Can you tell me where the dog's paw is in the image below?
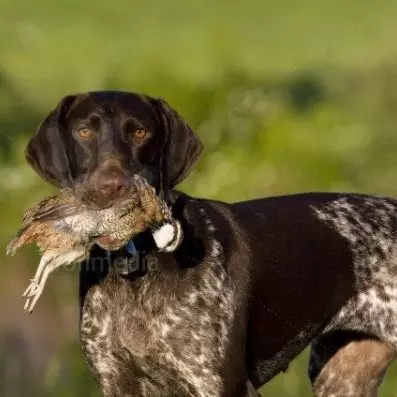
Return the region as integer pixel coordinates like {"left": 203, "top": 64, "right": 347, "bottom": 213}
{"left": 152, "top": 220, "right": 183, "bottom": 252}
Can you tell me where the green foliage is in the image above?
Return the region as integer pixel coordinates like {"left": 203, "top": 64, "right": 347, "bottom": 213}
{"left": 1, "top": 0, "right": 397, "bottom": 395}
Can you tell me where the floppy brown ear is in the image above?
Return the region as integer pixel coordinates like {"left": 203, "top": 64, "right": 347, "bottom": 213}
{"left": 152, "top": 98, "right": 203, "bottom": 198}
{"left": 25, "top": 95, "right": 76, "bottom": 187}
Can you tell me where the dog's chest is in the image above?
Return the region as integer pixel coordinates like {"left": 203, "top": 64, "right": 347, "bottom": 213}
{"left": 80, "top": 253, "right": 235, "bottom": 397}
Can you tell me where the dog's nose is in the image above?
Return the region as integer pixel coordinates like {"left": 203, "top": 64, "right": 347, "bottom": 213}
{"left": 97, "top": 171, "right": 131, "bottom": 197}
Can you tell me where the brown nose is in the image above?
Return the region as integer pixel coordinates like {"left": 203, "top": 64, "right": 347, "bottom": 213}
{"left": 97, "top": 170, "right": 131, "bottom": 197}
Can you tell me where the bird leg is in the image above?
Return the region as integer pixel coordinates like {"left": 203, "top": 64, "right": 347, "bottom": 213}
{"left": 23, "top": 249, "right": 87, "bottom": 313}
{"left": 22, "top": 251, "right": 56, "bottom": 300}
{"left": 23, "top": 258, "right": 57, "bottom": 313}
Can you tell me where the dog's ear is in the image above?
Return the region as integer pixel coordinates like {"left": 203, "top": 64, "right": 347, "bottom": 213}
{"left": 25, "top": 95, "right": 76, "bottom": 187}
{"left": 152, "top": 98, "right": 203, "bottom": 198}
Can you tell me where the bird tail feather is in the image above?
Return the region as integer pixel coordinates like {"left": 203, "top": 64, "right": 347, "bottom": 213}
{"left": 6, "top": 226, "right": 30, "bottom": 256}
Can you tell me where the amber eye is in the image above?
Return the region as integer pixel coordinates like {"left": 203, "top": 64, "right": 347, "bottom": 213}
{"left": 77, "top": 127, "right": 94, "bottom": 139}
{"left": 133, "top": 129, "right": 148, "bottom": 143}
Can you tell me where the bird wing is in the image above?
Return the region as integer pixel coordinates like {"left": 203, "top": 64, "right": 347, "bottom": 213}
{"left": 8, "top": 190, "right": 85, "bottom": 256}
{"left": 22, "top": 190, "right": 84, "bottom": 224}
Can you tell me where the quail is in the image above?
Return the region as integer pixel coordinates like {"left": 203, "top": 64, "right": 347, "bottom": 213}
{"left": 7, "top": 175, "right": 182, "bottom": 313}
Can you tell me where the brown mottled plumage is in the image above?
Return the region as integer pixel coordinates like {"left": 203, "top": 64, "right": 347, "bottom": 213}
{"left": 7, "top": 175, "right": 173, "bottom": 312}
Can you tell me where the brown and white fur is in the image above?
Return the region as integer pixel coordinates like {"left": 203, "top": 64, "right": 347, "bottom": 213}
{"left": 24, "top": 91, "right": 397, "bottom": 396}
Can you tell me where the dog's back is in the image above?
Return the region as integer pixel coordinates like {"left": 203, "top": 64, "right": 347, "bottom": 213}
{"left": 231, "top": 192, "right": 397, "bottom": 393}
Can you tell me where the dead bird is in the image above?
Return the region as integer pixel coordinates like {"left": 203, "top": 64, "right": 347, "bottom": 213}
{"left": 7, "top": 175, "right": 182, "bottom": 312}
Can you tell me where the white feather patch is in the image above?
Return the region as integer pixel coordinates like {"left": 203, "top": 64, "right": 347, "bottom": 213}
{"left": 163, "top": 221, "right": 182, "bottom": 253}
{"left": 152, "top": 221, "right": 182, "bottom": 252}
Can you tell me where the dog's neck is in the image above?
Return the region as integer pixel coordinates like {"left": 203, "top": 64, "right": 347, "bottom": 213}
{"left": 83, "top": 191, "right": 206, "bottom": 280}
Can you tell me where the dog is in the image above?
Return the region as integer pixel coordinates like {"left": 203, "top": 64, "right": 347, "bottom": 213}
{"left": 24, "top": 91, "right": 397, "bottom": 397}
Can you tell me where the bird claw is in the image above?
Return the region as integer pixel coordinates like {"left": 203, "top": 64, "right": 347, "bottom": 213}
{"left": 24, "top": 298, "right": 37, "bottom": 313}
{"left": 21, "top": 252, "right": 55, "bottom": 313}
{"left": 23, "top": 279, "right": 45, "bottom": 313}
{"left": 22, "top": 279, "right": 39, "bottom": 299}
{"left": 24, "top": 297, "right": 34, "bottom": 313}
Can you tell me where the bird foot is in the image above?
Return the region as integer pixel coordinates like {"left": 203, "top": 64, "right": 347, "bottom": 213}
{"left": 23, "top": 278, "right": 45, "bottom": 313}
{"left": 22, "top": 279, "right": 40, "bottom": 298}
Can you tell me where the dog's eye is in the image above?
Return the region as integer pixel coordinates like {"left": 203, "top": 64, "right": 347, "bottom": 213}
{"left": 132, "top": 129, "right": 149, "bottom": 144}
{"left": 77, "top": 127, "right": 94, "bottom": 139}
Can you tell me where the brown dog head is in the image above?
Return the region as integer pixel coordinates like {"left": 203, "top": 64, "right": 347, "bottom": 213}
{"left": 25, "top": 91, "right": 203, "bottom": 206}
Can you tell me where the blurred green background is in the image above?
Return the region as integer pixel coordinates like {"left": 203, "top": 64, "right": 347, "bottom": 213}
{"left": 2, "top": 0, "right": 397, "bottom": 395}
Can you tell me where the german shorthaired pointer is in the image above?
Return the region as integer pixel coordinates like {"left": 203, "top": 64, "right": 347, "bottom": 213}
{"left": 24, "top": 91, "right": 397, "bottom": 396}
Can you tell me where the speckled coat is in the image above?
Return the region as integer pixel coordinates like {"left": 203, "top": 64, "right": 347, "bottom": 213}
{"left": 79, "top": 190, "right": 397, "bottom": 397}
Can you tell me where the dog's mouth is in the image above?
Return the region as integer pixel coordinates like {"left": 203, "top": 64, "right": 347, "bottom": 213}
{"left": 73, "top": 179, "right": 137, "bottom": 209}
{"left": 72, "top": 166, "right": 156, "bottom": 209}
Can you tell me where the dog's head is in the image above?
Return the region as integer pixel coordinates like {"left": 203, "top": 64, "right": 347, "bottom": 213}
{"left": 25, "top": 91, "right": 203, "bottom": 206}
